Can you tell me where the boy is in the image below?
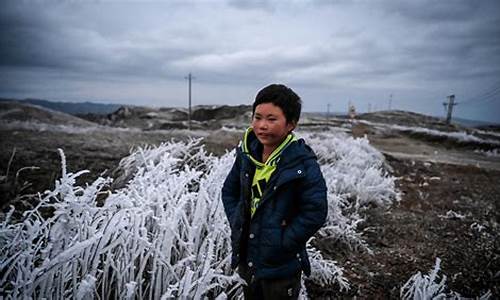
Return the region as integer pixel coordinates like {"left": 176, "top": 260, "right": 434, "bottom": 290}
{"left": 221, "top": 84, "right": 328, "bottom": 299}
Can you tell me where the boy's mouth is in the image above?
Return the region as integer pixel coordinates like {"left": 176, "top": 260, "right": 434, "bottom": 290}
{"left": 257, "top": 133, "right": 272, "bottom": 138}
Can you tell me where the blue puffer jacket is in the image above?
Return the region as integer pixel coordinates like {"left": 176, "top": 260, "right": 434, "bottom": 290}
{"left": 221, "top": 130, "right": 327, "bottom": 280}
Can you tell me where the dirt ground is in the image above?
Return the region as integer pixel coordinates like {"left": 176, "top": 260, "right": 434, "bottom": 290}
{"left": 1, "top": 123, "right": 499, "bottom": 298}
{"left": 309, "top": 157, "right": 500, "bottom": 298}
{"left": 305, "top": 122, "right": 500, "bottom": 298}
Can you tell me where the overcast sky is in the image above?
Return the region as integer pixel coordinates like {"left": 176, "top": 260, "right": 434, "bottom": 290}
{"left": 1, "top": 0, "right": 499, "bottom": 123}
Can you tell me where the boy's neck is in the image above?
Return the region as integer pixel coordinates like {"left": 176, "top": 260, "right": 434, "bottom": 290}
{"left": 262, "top": 145, "right": 277, "bottom": 163}
{"left": 260, "top": 132, "right": 291, "bottom": 162}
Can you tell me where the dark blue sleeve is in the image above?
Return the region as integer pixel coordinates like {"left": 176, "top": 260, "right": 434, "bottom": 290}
{"left": 221, "top": 153, "right": 241, "bottom": 226}
{"left": 282, "top": 158, "right": 328, "bottom": 252}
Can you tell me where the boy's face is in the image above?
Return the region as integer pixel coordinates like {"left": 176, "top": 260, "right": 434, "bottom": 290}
{"left": 252, "top": 103, "right": 295, "bottom": 149}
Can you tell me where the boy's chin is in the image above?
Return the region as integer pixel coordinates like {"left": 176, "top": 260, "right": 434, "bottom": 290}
{"left": 256, "top": 137, "right": 267, "bottom": 145}
{"left": 257, "top": 138, "right": 278, "bottom": 147}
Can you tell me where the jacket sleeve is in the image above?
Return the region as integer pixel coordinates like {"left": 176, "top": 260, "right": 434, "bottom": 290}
{"left": 282, "top": 158, "right": 328, "bottom": 252}
{"left": 221, "top": 153, "right": 241, "bottom": 226}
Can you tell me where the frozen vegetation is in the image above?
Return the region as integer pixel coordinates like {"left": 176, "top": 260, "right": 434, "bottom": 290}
{"left": 298, "top": 130, "right": 399, "bottom": 252}
{"left": 4, "top": 129, "right": 467, "bottom": 299}
{"left": 401, "top": 258, "right": 491, "bottom": 300}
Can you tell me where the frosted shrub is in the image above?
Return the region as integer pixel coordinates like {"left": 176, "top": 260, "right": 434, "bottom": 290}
{"left": 307, "top": 240, "right": 350, "bottom": 291}
{"left": 0, "top": 149, "right": 113, "bottom": 299}
{"left": 401, "top": 258, "right": 491, "bottom": 300}
{"left": 299, "top": 131, "right": 400, "bottom": 252}
{"left": 0, "top": 140, "right": 242, "bottom": 299}
{"left": 401, "top": 258, "right": 448, "bottom": 300}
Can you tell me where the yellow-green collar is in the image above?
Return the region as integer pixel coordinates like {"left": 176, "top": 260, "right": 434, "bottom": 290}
{"left": 242, "top": 127, "right": 297, "bottom": 167}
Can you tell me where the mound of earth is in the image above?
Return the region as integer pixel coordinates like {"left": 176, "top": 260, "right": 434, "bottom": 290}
{"left": 79, "top": 104, "right": 252, "bottom": 130}
{"left": 0, "top": 100, "right": 96, "bottom": 127}
{"left": 191, "top": 104, "right": 251, "bottom": 121}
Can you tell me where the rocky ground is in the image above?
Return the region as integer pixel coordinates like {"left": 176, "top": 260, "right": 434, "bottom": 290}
{"left": 1, "top": 102, "right": 499, "bottom": 298}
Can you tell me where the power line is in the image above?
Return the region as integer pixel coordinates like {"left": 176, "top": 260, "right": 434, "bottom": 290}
{"left": 460, "top": 89, "right": 500, "bottom": 105}
{"left": 468, "top": 80, "right": 500, "bottom": 98}
{"left": 466, "top": 85, "right": 500, "bottom": 102}
{"left": 460, "top": 81, "right": 500, "bottom": 105}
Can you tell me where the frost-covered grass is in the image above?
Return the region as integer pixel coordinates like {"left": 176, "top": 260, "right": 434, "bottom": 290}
{"left": 401, "top": 258, "right": 491, "bottom": 300}
{"left": 1, "top": 141, "right": 241, "bottom": 299}
{"left": 0, "top": 131, "right": 399, "bottom": 299}
{"left": 299, "top": 130, "right": 400, "bottom": 252}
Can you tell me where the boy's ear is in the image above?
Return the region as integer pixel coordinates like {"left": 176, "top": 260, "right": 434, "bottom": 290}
{"left": 286, "top": 121, "right": 297, "bottom": 132}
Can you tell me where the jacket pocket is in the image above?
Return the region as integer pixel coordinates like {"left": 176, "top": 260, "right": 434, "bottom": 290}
{"left": 259, "top": 227, "right": 294, "bottom": 267}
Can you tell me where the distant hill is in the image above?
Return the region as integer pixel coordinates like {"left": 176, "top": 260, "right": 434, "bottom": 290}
{"left": 354, "top": 110, "right": 500, "bottom": 130}
{"left": 88, "top": 104, "right": 252, "bottom": 130}
{"left": 0, "top": 100, "right": 97, "bottom": 127}
{"left": 0, "top": 98, "right": 122, "bottom": 115}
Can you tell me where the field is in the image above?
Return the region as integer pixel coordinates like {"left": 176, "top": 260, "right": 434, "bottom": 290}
{"left": 1, "top": 102, "right": 499, "bottom": 299}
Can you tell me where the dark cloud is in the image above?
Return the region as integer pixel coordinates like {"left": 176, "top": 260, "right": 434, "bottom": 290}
{"left": 385, "top": 1, "right": 483, "bottom": 23}
{"left": 227, "top": 0, "right": 275, "bottom": 11}
{"left": 0, "top": 1, "right": 206, "bottom": 80}
{"left": 0, "top": 0, "right": 499, "bottom": 122}
{"left": 0, "top": 2, "right": 57, "bottom": 68}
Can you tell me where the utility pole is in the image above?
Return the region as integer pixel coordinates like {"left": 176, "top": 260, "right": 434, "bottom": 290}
{"left": 388, "top": 93, "right": 393, "bottom": 110}
{"left": 368, "top": 102, "right": 372, "bottom": 113}
{"left": 185, "top": 73, "right": 195, "bottom": 130}
{"left": 443, "top": 94, "right": 457, "bottom": 125}
{"left": 327, "top": 103, "right": 331, "bottom": 124}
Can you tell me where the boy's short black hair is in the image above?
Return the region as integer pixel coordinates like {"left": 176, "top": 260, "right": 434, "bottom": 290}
{"left": 253, "top": 84, "right": 302, "bottom": 124}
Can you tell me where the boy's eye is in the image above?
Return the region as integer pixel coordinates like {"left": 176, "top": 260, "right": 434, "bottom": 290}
{"left": 268, "top": 118, "right": 277, "bottom": 121}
